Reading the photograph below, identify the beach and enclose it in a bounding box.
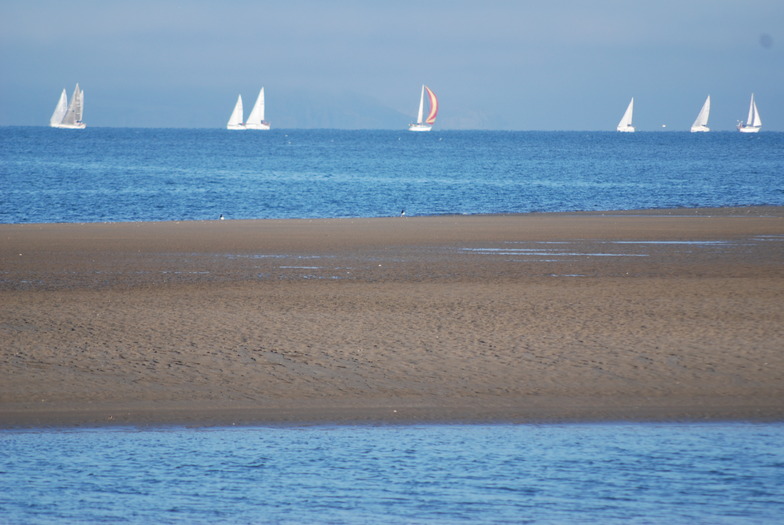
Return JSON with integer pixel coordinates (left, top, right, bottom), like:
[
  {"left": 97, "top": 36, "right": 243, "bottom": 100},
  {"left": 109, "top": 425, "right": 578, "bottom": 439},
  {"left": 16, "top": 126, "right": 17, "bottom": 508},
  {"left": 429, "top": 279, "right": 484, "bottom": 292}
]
[{"left": 1, "top": 208, "right": 783, "bottom": 427}]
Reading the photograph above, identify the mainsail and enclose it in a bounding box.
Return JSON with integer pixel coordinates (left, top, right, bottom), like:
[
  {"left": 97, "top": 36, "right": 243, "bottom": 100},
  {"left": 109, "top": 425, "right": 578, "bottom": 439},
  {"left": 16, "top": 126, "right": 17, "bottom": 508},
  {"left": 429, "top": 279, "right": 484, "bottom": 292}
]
[
  {"left": 748, "top": 94, "right": 762, "bottom": 127},
  {"left": 416, "top": 86, "right": 425, "bottom": 124},
  {"left": 61, "top": 84, "right": 84, "bottom": 127},
  {"left": 690, "top": 95, "right": 711, "bottom": 132}
]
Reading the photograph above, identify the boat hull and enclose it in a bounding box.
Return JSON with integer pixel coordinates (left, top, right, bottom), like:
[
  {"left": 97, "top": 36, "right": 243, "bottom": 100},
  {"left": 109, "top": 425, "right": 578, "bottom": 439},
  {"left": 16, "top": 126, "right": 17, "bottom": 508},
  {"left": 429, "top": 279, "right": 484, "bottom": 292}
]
[
  {"left": 738, "top": 125, "right": 760, "bottom": 133},
  {"left": 51, "top": 123, "right": 86, "bottom": 129},
  {"left": 226, "top": 124, "right": 246, "bottom": 130},
  {"left": 690, "top": 125, "right": 710, "bottom": 133},
  {"left": 616, "top": 126, "right": 635, "bottom": 133},
  {"left": 408, "top": 123, "right": 432, "bottom": 132},
  {"left": 245, "top": 122, "right": 271, "bottom": 130}
]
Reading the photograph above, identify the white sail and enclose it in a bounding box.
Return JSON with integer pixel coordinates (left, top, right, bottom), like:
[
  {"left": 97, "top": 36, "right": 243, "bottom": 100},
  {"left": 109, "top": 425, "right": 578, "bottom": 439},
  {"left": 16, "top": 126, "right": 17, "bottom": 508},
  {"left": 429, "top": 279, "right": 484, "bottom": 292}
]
[
  {"left": 747, "top": 95, "right": 757, "bottom": 126},
  {"left": 226, "top": 95, "right": 245, "bottom": 130},
  {"left": 750, "top": 96, "right": 762, "bottom": 127},
  {"left": 245, "top": 88, "right": 270, "bottom": 130},
  {"left": 54, "top": 83, "right": 86, "bottom": 129},
  {"left": 416, "top": 85, "right": 425, "bottom": 124},
  {"left": 616, "top": 98, "right": 635, "bottom": 132},
  {"left": 690, "top": 95, "right": 710, "bottom": 132},
  {"left": 78, "top": 89, "right": 84, "bottom": 122},
  {"left": 61, "top": 85, "right": 80, "bottom": 126},
  {"left": 50, "top": 89, "right": 68, "bottom": 127},
  {"left": 738, "top": 94, "right": 762, "bottom": 133}
]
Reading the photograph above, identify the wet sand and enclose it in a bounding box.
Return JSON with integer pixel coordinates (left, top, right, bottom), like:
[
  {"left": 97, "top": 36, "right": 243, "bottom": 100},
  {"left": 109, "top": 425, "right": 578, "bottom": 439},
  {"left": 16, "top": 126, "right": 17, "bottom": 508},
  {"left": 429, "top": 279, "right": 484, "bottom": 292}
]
[{"left": 2, "top": 208, "right": 783, "bottom": 427}]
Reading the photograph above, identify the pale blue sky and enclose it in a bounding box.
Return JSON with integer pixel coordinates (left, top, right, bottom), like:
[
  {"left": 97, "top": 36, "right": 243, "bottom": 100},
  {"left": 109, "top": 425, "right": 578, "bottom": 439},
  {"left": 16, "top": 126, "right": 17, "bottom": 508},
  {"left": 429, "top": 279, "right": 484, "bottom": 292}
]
[{"left": 1, "top": 0, "right": 781, "bottom": 129}]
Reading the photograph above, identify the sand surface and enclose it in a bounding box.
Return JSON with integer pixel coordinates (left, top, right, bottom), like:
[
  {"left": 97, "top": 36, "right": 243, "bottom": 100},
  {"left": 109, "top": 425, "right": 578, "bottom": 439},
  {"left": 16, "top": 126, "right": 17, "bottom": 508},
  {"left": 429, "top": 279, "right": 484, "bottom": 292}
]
[{"left": 2, "top": 208, "right": 783, "bottom": 428}]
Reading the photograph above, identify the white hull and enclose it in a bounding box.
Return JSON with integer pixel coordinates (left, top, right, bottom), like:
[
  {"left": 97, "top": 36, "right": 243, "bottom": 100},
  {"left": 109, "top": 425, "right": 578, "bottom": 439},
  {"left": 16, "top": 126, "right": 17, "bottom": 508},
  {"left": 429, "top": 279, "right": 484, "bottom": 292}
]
[
  {"left": 617, "top": 126, "right": 635, "bottom": 133},
  {"left": 690, "top": 125, "right": 709, "bottom": 133},
  {"left": 226, "top": 124, "right": 246, "bottom": 130},
  {"left": 244, "top": 122, "right": 270, "bottom": 130},
  {"left": 52, "top": 122, "right": 86, "bottom": 129},
  {"left": 408, "top": 123, "right": 432, "bottom": 132},
  {"left": 738, "top": 125, "right": 761, "bottom": 133}
]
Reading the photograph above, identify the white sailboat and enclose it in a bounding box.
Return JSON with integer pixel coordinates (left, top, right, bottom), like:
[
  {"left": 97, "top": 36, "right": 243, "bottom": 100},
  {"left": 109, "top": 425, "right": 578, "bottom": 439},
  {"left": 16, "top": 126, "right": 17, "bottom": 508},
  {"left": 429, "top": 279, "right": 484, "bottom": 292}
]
[
  {"left": 690, "top": 95, "right": 711, "bottom": 132},
  {"left": 226, "top": 95, "right": 245, "bottom": 130},
  {"left": 50, "top": 84, "right": 86, "bottom": 129},
  {"left": 244, "top": 87, "right": 270, "bottom": 130},
  {"left": 409, "top": 85, "right": 438, "bottom": 131},
  {"left": 737, "top": 94, "right": 761, "bottom": 133},
  {"left": 616, "top": 98, "right": 635, "bottom": 132}
]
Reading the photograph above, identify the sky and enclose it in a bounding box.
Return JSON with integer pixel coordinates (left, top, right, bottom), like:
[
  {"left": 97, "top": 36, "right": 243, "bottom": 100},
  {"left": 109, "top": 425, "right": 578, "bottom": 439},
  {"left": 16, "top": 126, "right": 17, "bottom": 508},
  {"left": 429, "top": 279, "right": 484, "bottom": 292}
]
[{"left": 1, "top": 0, "right": 782, "bottom": 130}]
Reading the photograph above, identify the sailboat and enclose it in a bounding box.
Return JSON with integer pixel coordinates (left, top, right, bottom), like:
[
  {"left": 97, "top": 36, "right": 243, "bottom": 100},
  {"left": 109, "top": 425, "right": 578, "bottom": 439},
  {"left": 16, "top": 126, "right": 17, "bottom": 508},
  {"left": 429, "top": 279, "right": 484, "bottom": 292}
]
[
  {"left": 50, "top": 84, "right": 86, "bottom": 129},
  {"left": 226, "top": 95, "right": 245, "bottom": 130},
  {"left": 616, "top": 98, "right": 635, "bottom": 132},
  {"left": 690, "top": 95, "right": 711, "bottom": 132},
  {"left": 737, "top": 94, "right": 761, "bottom": 133},
  {"left": 409, "top": 85, "right": 438, "bottom": 131},
  {"left": 244, "top": 87, "right": 270, "bottom": 130}
]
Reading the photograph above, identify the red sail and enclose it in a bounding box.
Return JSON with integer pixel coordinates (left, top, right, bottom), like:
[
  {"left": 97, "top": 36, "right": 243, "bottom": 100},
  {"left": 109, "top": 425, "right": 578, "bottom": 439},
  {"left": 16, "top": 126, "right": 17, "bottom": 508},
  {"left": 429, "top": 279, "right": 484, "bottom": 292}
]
[{"left": 424, "top": 86, "right": 438, "bottom": 125}]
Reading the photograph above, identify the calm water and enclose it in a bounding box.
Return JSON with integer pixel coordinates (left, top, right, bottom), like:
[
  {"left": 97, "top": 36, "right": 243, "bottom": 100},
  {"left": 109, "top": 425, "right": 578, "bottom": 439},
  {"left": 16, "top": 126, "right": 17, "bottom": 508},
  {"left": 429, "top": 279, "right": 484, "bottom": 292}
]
[
  {"left": 1, "top": 423, "right": 782, "bottom": 524},
  {"left": 1, "top": 127, "right": 783, "bottom": 224}
]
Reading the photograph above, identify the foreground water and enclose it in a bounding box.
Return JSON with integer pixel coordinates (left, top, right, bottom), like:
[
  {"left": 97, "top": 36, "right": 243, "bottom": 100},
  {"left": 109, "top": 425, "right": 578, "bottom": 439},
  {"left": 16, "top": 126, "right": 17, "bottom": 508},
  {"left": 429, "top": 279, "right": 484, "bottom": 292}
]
[
  {"left": 2, "top": 423, "right": 783, "bottom": 524},
  {"left": 1, "top": 128, "right": 783, "bottom": 224}
]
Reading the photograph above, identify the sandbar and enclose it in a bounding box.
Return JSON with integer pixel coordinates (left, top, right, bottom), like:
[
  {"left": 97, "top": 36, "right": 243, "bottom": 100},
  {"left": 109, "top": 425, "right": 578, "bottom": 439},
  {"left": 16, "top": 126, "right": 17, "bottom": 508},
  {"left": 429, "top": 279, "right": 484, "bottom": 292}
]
[{"left": 2, "top": 208, "right": 783, "bottom": 428}]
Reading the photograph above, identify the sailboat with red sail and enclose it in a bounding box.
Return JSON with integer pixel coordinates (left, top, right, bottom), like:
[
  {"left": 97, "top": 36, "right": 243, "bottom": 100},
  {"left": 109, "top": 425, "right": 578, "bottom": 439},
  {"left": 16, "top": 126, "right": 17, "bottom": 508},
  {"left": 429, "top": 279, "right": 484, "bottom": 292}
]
[{"left": 409, "top": 85, "right": 438, "bottom": 131}]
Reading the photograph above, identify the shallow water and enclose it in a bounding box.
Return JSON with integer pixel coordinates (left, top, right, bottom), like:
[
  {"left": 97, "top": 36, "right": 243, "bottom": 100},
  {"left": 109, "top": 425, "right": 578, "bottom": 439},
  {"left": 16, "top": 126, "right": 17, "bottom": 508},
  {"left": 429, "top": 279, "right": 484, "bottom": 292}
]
[
  {"left": 2, "top": 422, "right": 783, "bottom": 524},
  {"left": 1, "top": 128, "right": 783, "bottom": 223}
]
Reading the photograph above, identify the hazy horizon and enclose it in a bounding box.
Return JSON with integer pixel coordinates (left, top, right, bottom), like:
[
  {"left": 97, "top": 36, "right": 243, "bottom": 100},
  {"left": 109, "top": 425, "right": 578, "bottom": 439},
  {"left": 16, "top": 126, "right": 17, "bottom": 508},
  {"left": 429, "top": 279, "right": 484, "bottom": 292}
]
[{"left": 1, "top": 1, "right": 781, "bottom": 130}]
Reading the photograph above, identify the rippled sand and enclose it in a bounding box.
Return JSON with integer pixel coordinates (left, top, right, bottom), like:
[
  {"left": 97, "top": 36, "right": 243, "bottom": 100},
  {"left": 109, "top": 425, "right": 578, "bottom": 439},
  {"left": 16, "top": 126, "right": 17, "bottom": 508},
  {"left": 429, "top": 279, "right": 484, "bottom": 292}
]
[{"left": 2, "top": 208, "right": 783, "bottom": 427}]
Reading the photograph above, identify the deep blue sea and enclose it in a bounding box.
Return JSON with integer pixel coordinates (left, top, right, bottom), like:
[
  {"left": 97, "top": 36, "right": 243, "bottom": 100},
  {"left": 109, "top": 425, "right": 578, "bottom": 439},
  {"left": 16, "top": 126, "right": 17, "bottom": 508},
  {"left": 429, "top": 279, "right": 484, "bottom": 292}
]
[
  {"left": 1, "top": 127, "right": 783, "bottom": 224},
  {"left": 2, "top": 423, "right": 783, "bottom": 524},
  {"left": 2, "top": 128, "right": 784, "bottom": 523}
]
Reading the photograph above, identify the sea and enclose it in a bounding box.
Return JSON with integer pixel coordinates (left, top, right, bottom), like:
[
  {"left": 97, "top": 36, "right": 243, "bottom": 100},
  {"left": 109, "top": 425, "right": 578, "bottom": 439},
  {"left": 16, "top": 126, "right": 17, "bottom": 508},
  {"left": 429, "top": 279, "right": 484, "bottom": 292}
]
[
  {"left": 2, "top": 127, "right": 784, "bottom": 523},
  {"left": 1, "top": 423, "right": 783, "bottom": 524},
  {"left": 1, "top": 127, "right": 783, "bottom": 223}
]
